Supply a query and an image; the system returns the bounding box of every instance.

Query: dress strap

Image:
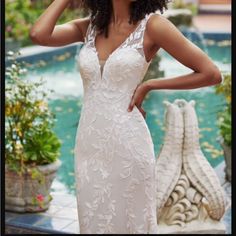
[84,18,95,44]
[124,12,156,59]
[137,12,155,48]
[75,19,93,70]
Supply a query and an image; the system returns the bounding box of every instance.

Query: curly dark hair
[82,0,170,37]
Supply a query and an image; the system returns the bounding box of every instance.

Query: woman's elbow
[205,67,222,85]
[29,28,40,43]
[29,28,49,45]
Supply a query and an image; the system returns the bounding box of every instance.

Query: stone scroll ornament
[155,99,230,234]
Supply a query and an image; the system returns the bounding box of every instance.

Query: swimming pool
[20,33,231,194]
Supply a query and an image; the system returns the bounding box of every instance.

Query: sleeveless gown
[74,12,158,234]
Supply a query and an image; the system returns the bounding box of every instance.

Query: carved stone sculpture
[155,101,184,222]
[156,99,229,234]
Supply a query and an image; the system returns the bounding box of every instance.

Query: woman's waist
[83,86,136,104]
[76,106,154,156]
[79,104,148,132]
[82,95,133,113]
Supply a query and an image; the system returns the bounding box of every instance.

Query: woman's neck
[111,0,131,24]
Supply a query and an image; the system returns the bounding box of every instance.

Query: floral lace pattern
[74,12,158,234]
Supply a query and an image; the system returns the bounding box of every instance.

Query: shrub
[215,74,231,147]
[5,0,85,47]
[5,51,62,174]
[144,54,165,81]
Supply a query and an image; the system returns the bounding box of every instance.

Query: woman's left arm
[128,14,222,113]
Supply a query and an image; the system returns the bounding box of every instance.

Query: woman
[30,0,222,234]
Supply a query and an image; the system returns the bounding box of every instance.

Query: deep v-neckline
[92,17,146,80]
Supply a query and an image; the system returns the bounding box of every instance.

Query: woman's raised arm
[29,0,90,47]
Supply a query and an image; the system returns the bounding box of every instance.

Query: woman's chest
[77,44,149,82]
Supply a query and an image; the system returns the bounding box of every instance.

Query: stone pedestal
[157,220,226,234]
[5,159,61,212]
[156,100,228,234]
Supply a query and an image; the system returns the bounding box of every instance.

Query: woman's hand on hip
[127,81,150,118]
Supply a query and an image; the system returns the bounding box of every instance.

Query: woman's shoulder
[147,12,175,33]
[146,12,180,43]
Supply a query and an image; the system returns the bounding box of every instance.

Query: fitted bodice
[76,12,155,110]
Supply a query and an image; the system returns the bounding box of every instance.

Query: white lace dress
[74,12,158,234]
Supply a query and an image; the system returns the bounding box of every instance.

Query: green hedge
[6,0,85,47]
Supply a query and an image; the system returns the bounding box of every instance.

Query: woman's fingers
[127,85,140,112]
[127,83,145,112]
[127,98,135,112]
[127,99,147,119]
[138,106,146,119]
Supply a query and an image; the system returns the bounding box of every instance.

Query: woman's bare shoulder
[146,13,175,35]
[146,12,184,46]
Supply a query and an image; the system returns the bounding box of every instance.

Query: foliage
[24,126,61,165]
[167,12,193,27]
[5,0,86,47]
[171,0,198,16]
[144,54,165,81]
[218,106,231,147]
[215,74,231,147]
[215,74,231,104]
[5,51,62,174]
[5,0,33,45]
